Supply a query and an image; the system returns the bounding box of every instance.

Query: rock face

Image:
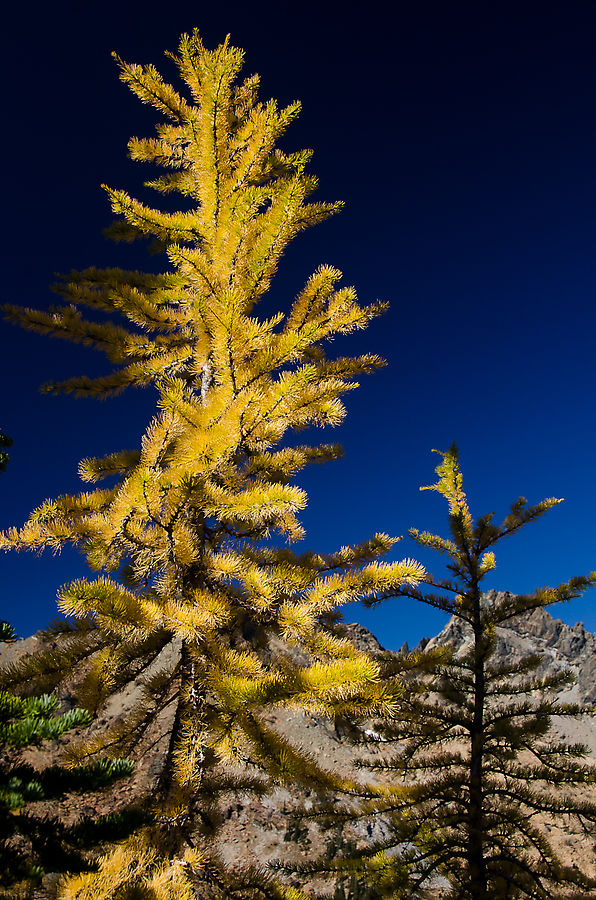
[426,589,596,706]
[3,598,596,895]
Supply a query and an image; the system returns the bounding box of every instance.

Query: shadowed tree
[288,446,596,899]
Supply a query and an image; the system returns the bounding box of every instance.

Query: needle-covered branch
[1,30,424,899]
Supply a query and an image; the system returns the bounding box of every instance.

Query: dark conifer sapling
[294,446,596,899]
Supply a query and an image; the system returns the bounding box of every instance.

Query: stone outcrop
[3,596,596,895]
[425,590,596,708]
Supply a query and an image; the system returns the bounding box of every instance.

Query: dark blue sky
[2,1,596,647]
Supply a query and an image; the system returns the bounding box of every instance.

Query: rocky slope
[426,590,596,755]
[426,589,596,702]
[3,595,596,895]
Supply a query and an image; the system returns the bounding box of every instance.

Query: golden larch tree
[0,31,424,899]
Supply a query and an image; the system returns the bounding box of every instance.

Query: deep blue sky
[2,1,596,648]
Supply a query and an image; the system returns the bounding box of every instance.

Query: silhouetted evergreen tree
[306,446,596,899]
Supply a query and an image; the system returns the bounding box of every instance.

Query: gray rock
[4,595,596,896]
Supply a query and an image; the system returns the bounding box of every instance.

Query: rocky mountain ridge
[426,589,596,705]
[3,593,596,896]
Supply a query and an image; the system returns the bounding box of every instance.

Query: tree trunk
[468,590,488,900]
